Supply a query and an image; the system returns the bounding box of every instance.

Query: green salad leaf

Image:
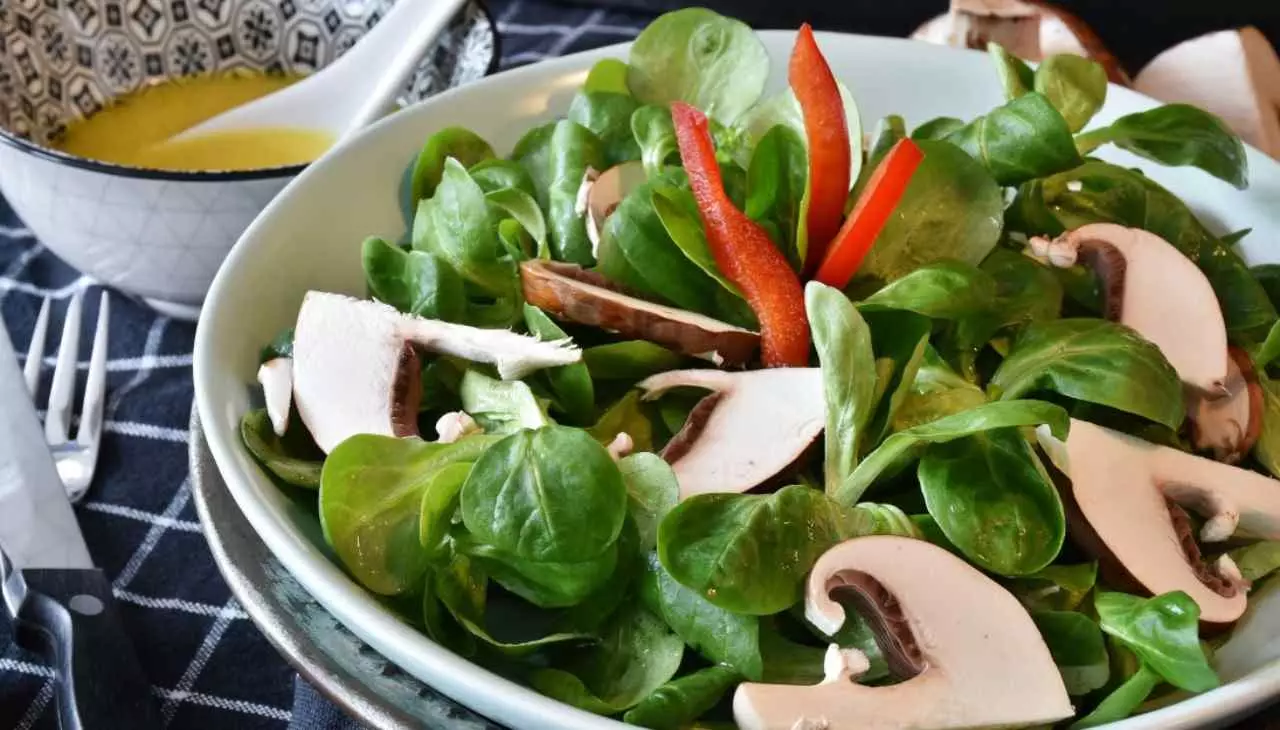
[621,454,680,553]
[588,390,655,455]
[583,341,684,382]
[240,409,322,488]
[944,93,1082,185]
[410,127,495,203]
[413,158,518,301]
[1033,610,1110,696]
[744,124,809,269]
[362,237,465,320]
[458,370,550,434]
[807,282,877,493]
[1008,562,1098,612]
[569,91,642,167]
[470,158,537,198]
[585,58,630,95]
[631,105,679,178]
[485,187,547,258]
[1072,665,1161,729]
[1034,54,1107,133]
[417,462,473,556]
[988,42,1034,100]
[1095,591,1219,692]
[547,120,606,265]
[1075,104,1249,189]
[858,260,998,320]
[523,305,595,425]
[464,540,619,609]
[623,665,741,730]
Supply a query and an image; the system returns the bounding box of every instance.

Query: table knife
[0,324,159,729]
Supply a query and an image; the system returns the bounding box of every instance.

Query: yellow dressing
[55,73,334,172]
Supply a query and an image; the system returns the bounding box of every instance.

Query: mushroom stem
[257,357,293,437]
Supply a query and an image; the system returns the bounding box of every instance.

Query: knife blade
[0,323,159,729]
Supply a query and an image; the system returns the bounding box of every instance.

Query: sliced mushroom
[1135,27,1280,159]
[1189,346,1263,462]
[912,0,1129,84]
[257,357,293,437]
[583,161,646,253]
[1030,223,1229,395]
[292,291,579,452]
[1036,418,1280,626]
[434,411,481,444]
[520,260,760,366]
[638,368,823,499]
[734,536,1073,730]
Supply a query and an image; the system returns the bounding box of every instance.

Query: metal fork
[20,290,110,503]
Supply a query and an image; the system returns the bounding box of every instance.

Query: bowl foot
[145,297,202,321]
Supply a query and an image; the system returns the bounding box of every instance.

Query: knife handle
[18,568,161,730]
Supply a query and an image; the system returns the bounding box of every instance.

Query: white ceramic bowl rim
[195,30,1280,730]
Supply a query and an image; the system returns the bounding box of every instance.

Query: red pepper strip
[790,23,852,278]
[671,102,810,368]
[813,139,925,289]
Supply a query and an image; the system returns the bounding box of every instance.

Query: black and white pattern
[0,2,651,727]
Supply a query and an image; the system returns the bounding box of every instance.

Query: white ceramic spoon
[166,0,465,144]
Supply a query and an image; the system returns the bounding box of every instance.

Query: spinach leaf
[1071,664,1161,729]
[734,82,863,191]
[531,602,684,713]
[631,105,678,178]
[585,58,630,95]
[320,434,496,595]
[584,341,684,382]
[1228,541,1280,583]
[485,188,547,258]
[523,305,594,425]
[657,485,853,615]
[547,121,606,265]
[1021,161,1275,340]
[990,319,1185,430]
[259,327,293,363]
[856,139,1003,285]
[988,42,1034,99]
[569,91,641,167]
[944,93,1082,185]
[459,370,550,434]
[413,158,517,299]
[460,426,627,563]
[979,247,1065,327]
[240,409,321,488]
[558,516,643,632]
[854,115,906,198]
[418,462,473,556]
[1008,562,1098,612]
[641,554,764,679]
[464,540,619,608]
[1249,361,1280,479]
[806,282,877,493]
[835,400,1070,506]
[892,346,988,431]
[744,124,808,269]
[651,185,745,297]
[626,7,768,123]
[623,665,741,730]
[1252,264,1280,309]
[847,502,921,538]
[362,236,465,320]
[511,122,556,208]
[410,127,495,203]
[431,554,591,656]
[1095,591,1219,692]
[911,117,965,140]
[1033,610,1110,696]
[863,310,932,445]
[621,454,679,553]
[588,390,655,455]
[919,428,1065,575]
[469,158,536,198]
[858,260,998,320]
[1075,104,1248,189]
[1034,54,1107,133]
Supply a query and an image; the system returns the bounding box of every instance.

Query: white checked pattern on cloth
[0,1,651,727]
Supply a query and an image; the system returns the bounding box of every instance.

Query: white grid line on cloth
[0,275,93,301]
[0,225,33,238]
[546,9,607,55]
[496,0,523,23]
[152,687,292,723]
[34,408,191,442]
[497,21,638,36]
[106,316,169,417]
[83,500,203,532]
[0,243,48,308]
[113,478,192,589]
[22,352,194,372]
[15,678,54,730]
[114,589,250,620]
[0,660,55,679]
[160,599,243,725]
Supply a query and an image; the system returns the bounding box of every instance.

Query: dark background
[568,0,1280,74]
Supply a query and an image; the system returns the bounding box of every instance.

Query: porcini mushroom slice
[734,536,1072,730]
[291,291,579,453]
[584,161,646,252]
[1033,223,1229,394]
[638,368,824,499]
[1190,346,1263,462]
[1036,418,1280,626]
[258,357,293,437]
[1135,27,1280,159]
[520,260,760,366]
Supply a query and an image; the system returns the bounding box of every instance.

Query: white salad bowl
[194,31,1280,730]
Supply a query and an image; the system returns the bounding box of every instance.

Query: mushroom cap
[585,161,646,252]
[1134,27,1280,159]
[1037,418,1280,626]
[1189,346,1263,462]
[734,536,1073,730]
[520,260,760,366]
[639,368,824,500]
[1060,223,1229,395]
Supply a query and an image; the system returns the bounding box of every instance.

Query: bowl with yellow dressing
[0,0,497,318]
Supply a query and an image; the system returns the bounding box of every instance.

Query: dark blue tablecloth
[0,2,652,727]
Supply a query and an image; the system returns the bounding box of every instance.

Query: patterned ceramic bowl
[0,0,497,319]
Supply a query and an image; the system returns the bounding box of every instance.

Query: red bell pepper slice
[790,23,851,277]
[671,102,810,368]
[814,139,925,289]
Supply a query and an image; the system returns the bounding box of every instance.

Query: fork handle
[18,568,161,729]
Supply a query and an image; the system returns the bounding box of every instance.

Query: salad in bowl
[235,8,1280,729]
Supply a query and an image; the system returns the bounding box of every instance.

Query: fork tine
[76,293,109,450]
[22,297,50,395]
[44,289,84,444]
